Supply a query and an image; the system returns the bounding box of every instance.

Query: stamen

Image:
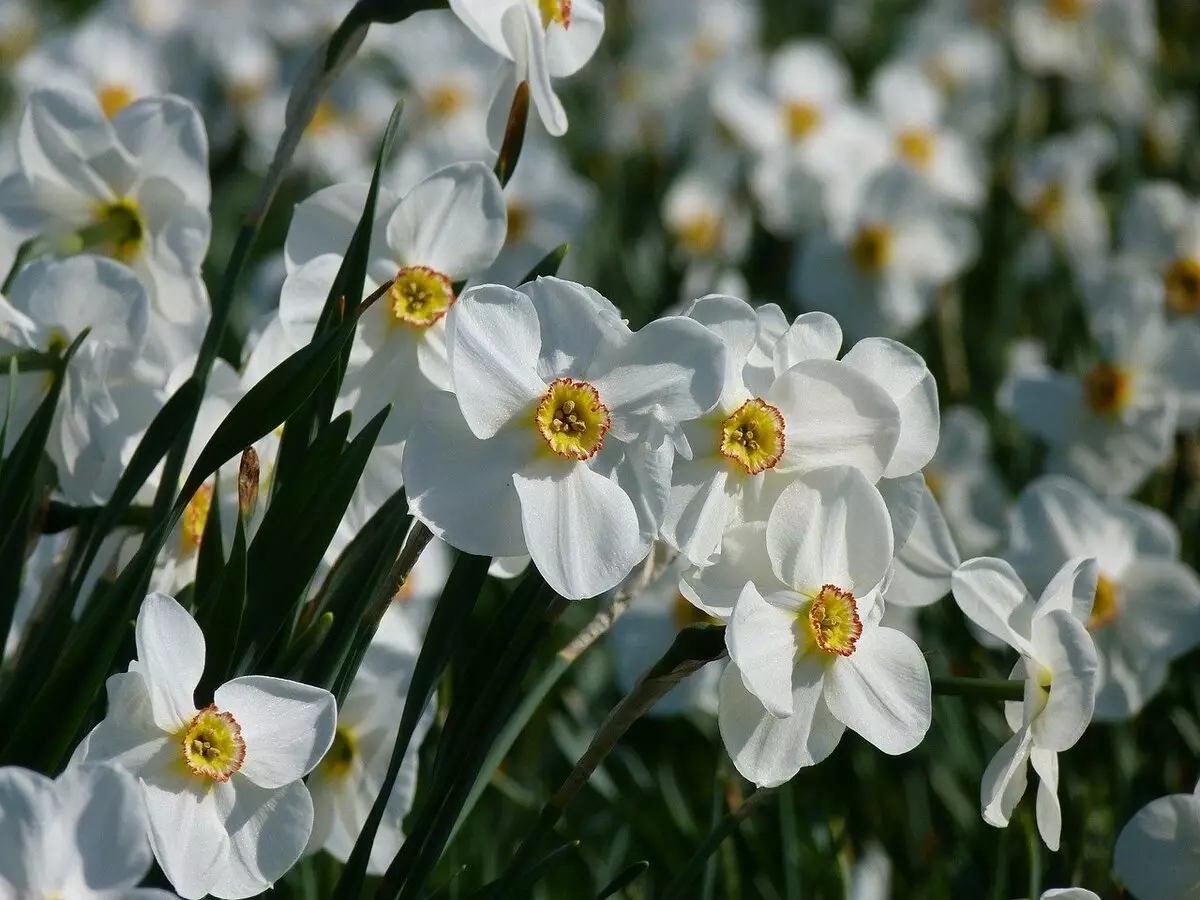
[389,266,456,328]
[802,585,863,657]
[719,398,786,475]
[535,378,611,460]
[179,705,246,782]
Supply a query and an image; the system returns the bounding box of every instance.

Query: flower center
[1046,0,1088,20]
[896,129,935,168]
[923,468,944,502]
[181,482,213,555]
[801,585,863,657]
[96,83,136,119]
[784,101,822,141]
[1087,574,1121,631]
[92,198,145,264]
[1083,362,1133,418]
[535,379,611,460]
[1030,182,1064,231]
[389,266,455,329]
[179,706,246,782]
[306,99,339,135]
[849,223,893,274]
[676,213,723,256]
[428,84,465,119]
[673,593,718,629]
[1164,257,1200,314]
[507,202,531,245]
[537,0,571,29]
[319,725,358,780]
[719,398,786,475]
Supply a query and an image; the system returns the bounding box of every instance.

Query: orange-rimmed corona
[181,483,214,555]
[179,705,246,782]
[538,0,572,29]
[1083,362,1133,418]
[389,265,456,329]
[535,378,611,460]
[802,584,863,657]
[784,101,822,141]
[896,129,935,169]
[719,398,785,475]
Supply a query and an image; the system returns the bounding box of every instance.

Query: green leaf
[191,470,225,611]
[332,550,493,900]
[594,861,650,900]
[194,511,248,704]
[517,243,570,285]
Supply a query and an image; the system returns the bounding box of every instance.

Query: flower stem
[931,676,1025,702]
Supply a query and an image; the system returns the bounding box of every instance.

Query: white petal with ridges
[135,592,203,731]
[726,583,801,718]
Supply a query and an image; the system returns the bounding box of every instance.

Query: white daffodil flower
[686,467,932,788]
[282,163,506,445]
[922,406,1008,557]
[1003,475,1200,720]
[403,276,724,600]
[951,556,1100,850]
[1011,126,1114,281]
[0,762,179,899]
[846,842,892,900]
[448,0,605,137]
[867,62,986,208]
[1010,0,1156,79]
[662,155,753,268]
[75,593,337,900]
[306,619,434,875]
[662,296,911,565]
[14,13,168,116]
[1001,262,1190,496]
[793,164,978,340]
[484,137,596,288]
[0,255,148,454]
[608,555,721,717]
[1,88,211,364]
[1118,181,1200,320]
[1113,779,1200,900]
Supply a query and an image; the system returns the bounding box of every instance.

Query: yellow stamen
[849,223,893,274]
[800,585,863,657]
[537,0,571,29]
[178,705,246,782]
[92,198,145,264]
[896,129,935,168]
[676,213,723,256]
[534,378,610,460]
[784,102,822,141]
[1164,257,1200,314]
[719,398,786,475]
[388,266,455,329]
[181,483,214,555]
[1088,574,1121,631]
[1083,363,1133,418]
[428,84,464,119]
[96,83,136,119]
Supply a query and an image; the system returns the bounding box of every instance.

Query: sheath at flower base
[1113,780,1200,900]
[684,466,932,789]
[0,762,179,899]
[1003,475,1200,720]
[951,557,1100,851]
[74,593,337,900]
[447,0,605,136]
[402,276,725,600]
[281,162,506,446]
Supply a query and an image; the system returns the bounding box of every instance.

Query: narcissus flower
[447,0,605,136]
[1113,780,1200,900]
[685,467,932,788]
[921,406,1008,556]
[1119,181,1200,320]
[0,762,179,899]
[75,593,337,899]
[951,556,1100,850]
[1003,475,1200,720]
[403,276,724,599]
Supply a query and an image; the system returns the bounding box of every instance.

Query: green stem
[932,676,1025,702]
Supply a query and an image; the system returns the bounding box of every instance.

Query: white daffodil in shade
[793,164,978,340]
[662,295,912,566]
[1003,475,1200,721]
[1119,181,1200,321]
[922,406,1008,557]
[448,0,605,137]
[662,155,753,268]
[608,555,721,717]
[1010,0,1156,80]
[0,762,179,899]
[687,467,932,788]
[282,163,506,445]
[867,62,985,208]
[1000,262,1188,497]
[951,556,1100,851]
[1024,891,1101,900]
[75,593,337,899]
[1,88,211,365]
[879,473,960,609]
[306,618,435,874]
[1113,780,1200,900]
[403,276,724,600]
[0,255,148,454]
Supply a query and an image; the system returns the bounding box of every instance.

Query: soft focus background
[4,0,1200,896]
